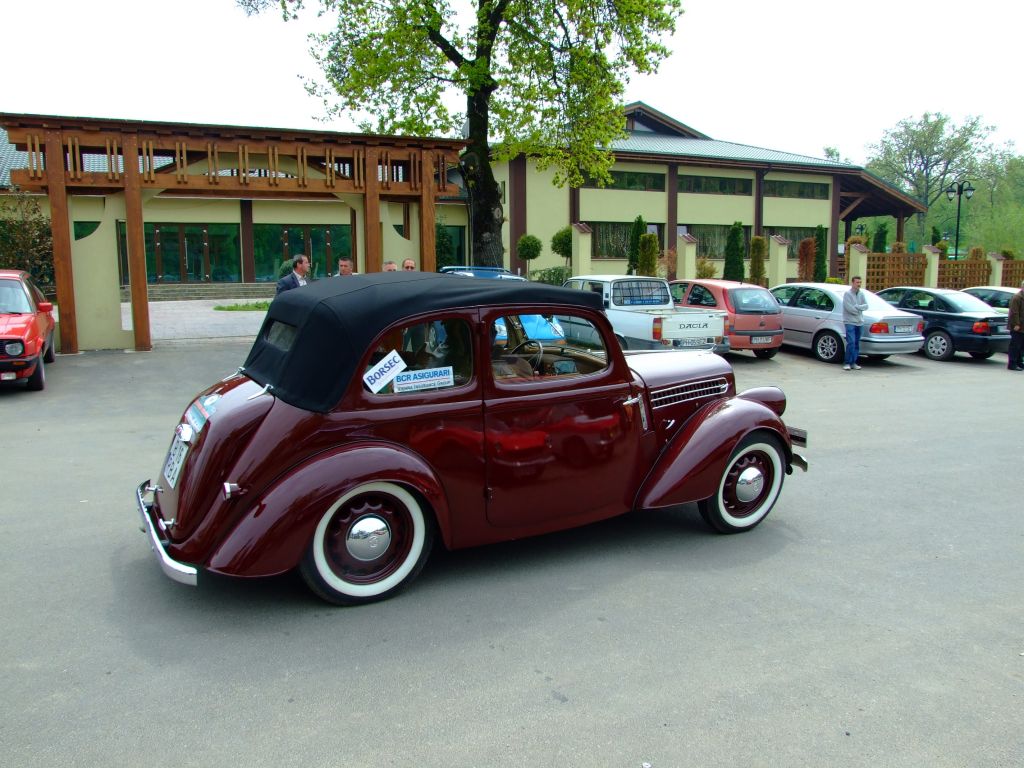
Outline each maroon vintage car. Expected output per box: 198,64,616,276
135,272,807,605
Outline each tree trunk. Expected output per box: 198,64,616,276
463,87,504,267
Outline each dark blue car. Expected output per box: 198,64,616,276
876,286,1010,361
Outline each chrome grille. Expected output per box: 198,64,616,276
650,377,728,409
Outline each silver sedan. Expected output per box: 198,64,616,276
769,282,925,363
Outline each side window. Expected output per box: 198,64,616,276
687,284,717,307
492,312,609,382
771,285,799,306
669,282,689,303
364,318,473,395
906,291,934,310
796,289,833,311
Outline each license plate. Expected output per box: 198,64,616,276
162,434,189,490
679,338,706,347
994,325,1006,334
895,325,913,333
752,336,772,344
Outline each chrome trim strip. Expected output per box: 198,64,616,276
650,377,729,409
135,480,198,587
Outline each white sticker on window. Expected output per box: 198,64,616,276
363,350,408,393
393,366,455,393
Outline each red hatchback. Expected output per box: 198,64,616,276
670,279,784,359
0,269,55,391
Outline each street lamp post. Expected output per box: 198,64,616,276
945,180,975,259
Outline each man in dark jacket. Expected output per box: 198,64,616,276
1008,281,1024,370
276,255,310,295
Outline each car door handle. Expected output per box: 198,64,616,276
622,395,641,406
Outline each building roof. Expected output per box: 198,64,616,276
611,132,851,170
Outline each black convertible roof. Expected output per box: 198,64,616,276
242,272,604,412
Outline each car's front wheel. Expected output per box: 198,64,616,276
26,357,45,391
698,433,785,534
923,330,954,361
43,332,56,364
813,330,843,363
300,482,434,605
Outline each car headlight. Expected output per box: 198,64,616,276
4,340,24,356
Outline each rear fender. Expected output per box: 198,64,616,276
635,396,789,509
206,442,450,578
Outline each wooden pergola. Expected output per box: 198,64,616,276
1,114,466,353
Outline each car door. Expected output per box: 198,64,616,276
769,285,801,344
897,289,944,333
482,307,648,530
784,287,834,348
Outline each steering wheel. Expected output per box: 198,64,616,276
507,339,544,369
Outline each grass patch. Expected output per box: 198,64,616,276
213,301,271,312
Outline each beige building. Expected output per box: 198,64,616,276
0,103,922,351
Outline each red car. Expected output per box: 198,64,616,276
0,269,55,391
670,279,784,359
135,273,807,605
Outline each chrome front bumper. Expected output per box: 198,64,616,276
135,480,198,586
787,426,809,473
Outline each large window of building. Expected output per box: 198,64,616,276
678,175,752,195
682,224,751,260
764,227,824,259
116,222,241,284
763,180,829,200
588,222,664,260
253,224,352,281
583,170,666,192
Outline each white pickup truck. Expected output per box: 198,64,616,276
562,275,728,352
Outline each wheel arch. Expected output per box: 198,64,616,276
206,442,451,578
635,398,791,510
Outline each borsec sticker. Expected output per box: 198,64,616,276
363,350,408,393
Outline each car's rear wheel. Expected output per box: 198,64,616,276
753,348,778,359
813,330,843,363
923,330,954,361
26,358,45,391
969,351,993,360
300,481,434,605
698,433,785,534
43,333,56,363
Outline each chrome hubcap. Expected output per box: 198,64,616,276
735,466,765,503
345,515,391,562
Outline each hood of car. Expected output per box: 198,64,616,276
0,313,34,339
624,348,733,392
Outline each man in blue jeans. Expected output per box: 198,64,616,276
842,275,868,370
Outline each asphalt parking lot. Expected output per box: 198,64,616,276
2,334,1022,767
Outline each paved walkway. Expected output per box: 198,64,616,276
120,299,266,342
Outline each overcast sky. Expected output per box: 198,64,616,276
4,0,1018,165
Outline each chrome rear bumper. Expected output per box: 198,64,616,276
135,480,198,586
787,426,809,472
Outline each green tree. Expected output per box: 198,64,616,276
722,221,744,281
627,216,645,275
240,0,683,267
0,190,54,287
748,235,767,286
931,226,941,245
637,233,658,276
551,226,572,268
871,223,888,253
516,233,542,274
814,225,827,281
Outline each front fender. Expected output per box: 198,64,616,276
635,397,789,510
206,442,451,578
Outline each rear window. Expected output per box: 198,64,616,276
729,287,779,314
611,280,669,306
265,320,297,351
944,292,998,312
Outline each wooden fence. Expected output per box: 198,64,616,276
937,259,991,290
1002,260,1024,287
864,253,926,292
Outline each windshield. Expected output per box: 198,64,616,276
0,279,32,313
944,291,997,312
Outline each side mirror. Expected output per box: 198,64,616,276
38,301,53,312
603,297,610,309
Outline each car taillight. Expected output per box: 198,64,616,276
653,317,662,341
723,291,735,313
972,321,990,334
917,320,925,333
869,322,889,334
